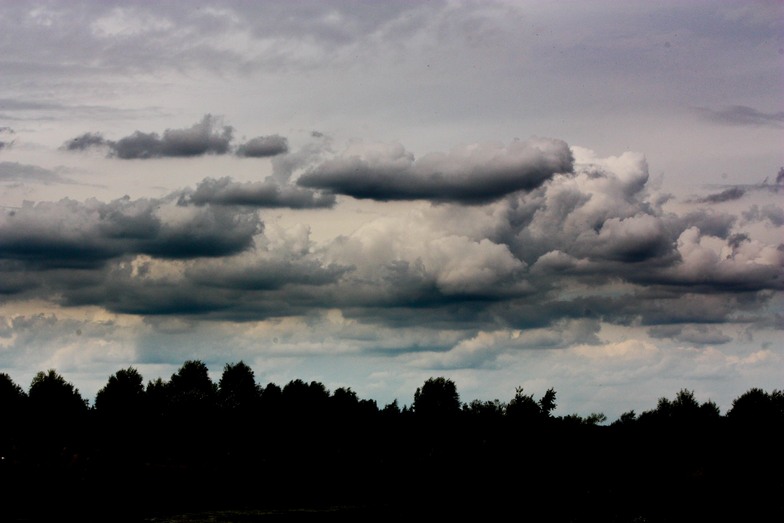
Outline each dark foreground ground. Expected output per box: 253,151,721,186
3,416,782,522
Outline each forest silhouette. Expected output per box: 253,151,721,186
1,361,782,522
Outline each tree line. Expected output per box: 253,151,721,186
1,361,782,522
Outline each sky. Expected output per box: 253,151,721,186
0,0,782,420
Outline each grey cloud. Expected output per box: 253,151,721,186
0,195,260,269
297,137,574,205
0,127,12,150
61,132,110,152
0,99,63,111
742,204,784,227
498,153,678,268
697,105,784,128
64,117,294,161
64,115,236,159
112,114,233,159
693,187,746,204
647,324,732,346
727,233,750,250
187,258,350,291
0,161,74,185
583,214,674,263
672,211,736,239
1,140,781,334
236,135,288,157
271,134,334,184
185,177,335,209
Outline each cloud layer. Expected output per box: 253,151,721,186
63,115,288,160
298,138,574,204
5,140,780,342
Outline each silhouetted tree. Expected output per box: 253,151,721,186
611,410,638,426
641,388,721,426
0,372,27,419
218,361,259,412
168,360,218,416
413,377,460,418
505,387,542,420
539,387,557,416
145,377,168,420
259,381,283,416
25,369,89,469
0,373,27,455
28,369,88,419
330,386,360,418
381,399,401,417
727,388,784,426
281,379,330,420
463,398,505,418
94,367,145,417
561,412,607,426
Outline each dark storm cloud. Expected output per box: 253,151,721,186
0,195,260,269
697,105,784,128
236,135,289,157
0,162,74,185
297,138,574,204
184,177,335,209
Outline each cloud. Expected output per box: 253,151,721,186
297,137,574,204
647,324,732,346
63,115,236,159
693,187,746,204
645,226,784,292
236,135,288,157
0,126,12,150
0,161,74,185
0,195,261,271
270,133,334,184
63,116,294,161
697,105,784,128
1,144,781,338
693,168,784,203
61,132,110,152
742,204,784,227
497,149,676,268
114,114,234,158
184,177,335,209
